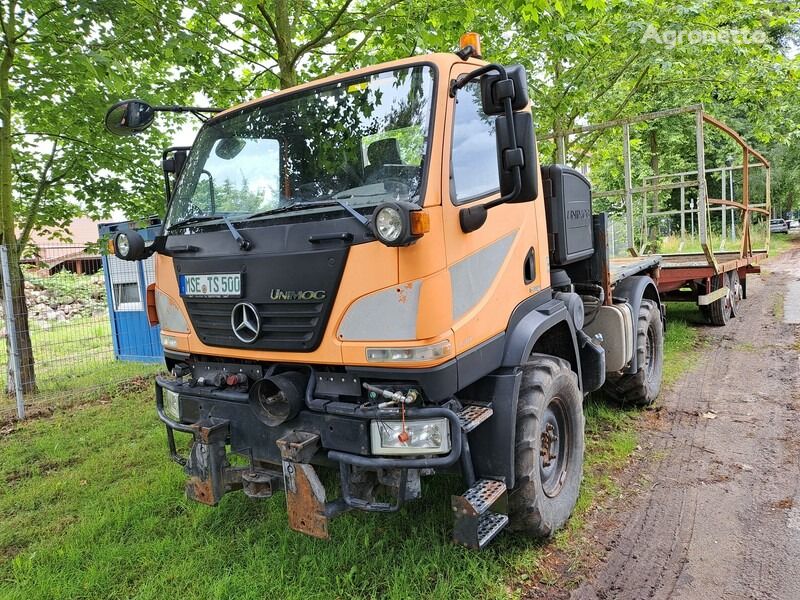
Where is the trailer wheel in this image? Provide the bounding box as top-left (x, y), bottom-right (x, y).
top-left (603, 299), bottom-right (664, 407)
top-left (509, 354), bottom-right (584, 538)
top-left (709, 274), bottom-right (732, 326)
top-left (728, 270), bottom-right (742, 316)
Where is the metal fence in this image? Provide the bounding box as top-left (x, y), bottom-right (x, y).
top-left (0, 242), bottom-right (163, 420)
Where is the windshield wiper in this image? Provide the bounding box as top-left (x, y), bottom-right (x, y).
top-left (243, 201), bottom-right (329, 221)
top-left (167, 214), bottom-right (224, 231)
top-left (167, 214), bottom-right (252, 250)
top-left (243, 198), bottom-right (370, 230)
top-left (221, 214), bottom-right (252, 251)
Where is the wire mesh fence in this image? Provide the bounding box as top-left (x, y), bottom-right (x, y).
top-left (0, 242), bottom-right (163, 420)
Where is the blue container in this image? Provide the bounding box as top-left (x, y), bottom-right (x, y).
top-left (98, 219), bottom-right (163, 363)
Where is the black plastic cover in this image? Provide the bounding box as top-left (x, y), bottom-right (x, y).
top-left (495, 111), bottom-right (538, 203)
top-left (480, 64), bottom-right (530, 115)
top-left (541, 164), bottom-right (594, 266)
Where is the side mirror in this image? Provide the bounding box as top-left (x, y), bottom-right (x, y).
top-left (495, 111), bottom-right (538, 203)
top-left (480, 65), bottom-right (529, 115)
top-left (104, 99), bottom-right (155, 136)
top-left (163, 149), bottom-right (188, 175)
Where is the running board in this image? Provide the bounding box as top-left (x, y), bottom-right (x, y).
top-left (451, 478), bottom-right (509, 549)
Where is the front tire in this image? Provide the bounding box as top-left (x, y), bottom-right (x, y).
top-left (509, 354), bottom-right (584, 538)
top-left (603, 299), bottom-right (664, 407)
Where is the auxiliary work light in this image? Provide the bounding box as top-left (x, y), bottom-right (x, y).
top-left (370, 418), bottom-right (451, 456)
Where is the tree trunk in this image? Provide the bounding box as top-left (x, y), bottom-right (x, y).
top-left (272, 0), bottom-right (298, 89)
top-left (1, 8), bottom-right (37, 395)
top-left (2, 260), bottom-right (37, 395)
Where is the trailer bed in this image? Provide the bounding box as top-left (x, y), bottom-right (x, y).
top-left (609, 255), bottom-right (662, 284)
top-left (657, 251), bottom-right (766, 293)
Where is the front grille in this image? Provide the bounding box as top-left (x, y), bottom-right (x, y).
top-left (184, 300), bottom-right (326, 351)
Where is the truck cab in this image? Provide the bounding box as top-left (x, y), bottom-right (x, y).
top-left (107, 40), bottom-right (664, 549)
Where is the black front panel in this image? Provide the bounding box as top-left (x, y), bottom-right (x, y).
top-left (175, 246), bottom-right (349, 352)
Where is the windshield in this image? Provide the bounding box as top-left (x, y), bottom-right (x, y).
top-left (166, 65), bottom-right (435, 230)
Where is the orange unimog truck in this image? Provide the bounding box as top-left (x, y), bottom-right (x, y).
top-left (106, 35), bottom-right (664, 549)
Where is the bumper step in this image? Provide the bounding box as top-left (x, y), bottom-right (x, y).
top-left (451, 478), bottom-right (509, 549)
top-left (476, 512), bottom-right (510, 548)
top-left (457, 404), bottom-right (493, 432)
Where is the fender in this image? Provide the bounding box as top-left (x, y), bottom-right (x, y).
top-left (470, 297), bottom-right (581, 488)
top-left (612, 275), bottom-right (662, 374)
top-left (501, 298), bottom-right (582, 387)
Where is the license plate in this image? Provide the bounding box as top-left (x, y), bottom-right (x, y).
top-left (180, 273), bottom-right (241, 298)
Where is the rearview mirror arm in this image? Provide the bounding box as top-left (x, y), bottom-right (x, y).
top-left (151, 105), bottom-right (223, 123)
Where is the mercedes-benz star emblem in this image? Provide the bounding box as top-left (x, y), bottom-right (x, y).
top-left (231, 302), bottom-right (260, 344)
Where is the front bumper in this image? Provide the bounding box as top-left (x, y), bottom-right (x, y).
top-left (155, 375), bottom-right (463, 471)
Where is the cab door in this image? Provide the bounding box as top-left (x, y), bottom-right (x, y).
top-left (441, 62), bottom-right (549, 356)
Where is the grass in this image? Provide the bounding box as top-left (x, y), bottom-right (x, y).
top-left (769, 232), bottom-right (797, 255)
top-left (0, 302), bottom-right (702, 600)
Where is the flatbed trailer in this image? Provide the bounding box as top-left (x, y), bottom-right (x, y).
top-left (543, 104), bottom-right (770, 325)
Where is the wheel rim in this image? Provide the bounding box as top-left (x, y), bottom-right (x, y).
top-left (729, 272), bottom-right (741, 314)
top-left (718, 275), bottom-right (732, 319)
top-left (539, 397), bottom-right (569, 498)
top-left (645, 325), bottom-right (656, 382)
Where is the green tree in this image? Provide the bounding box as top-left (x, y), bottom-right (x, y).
top-left (0, 0), bottom-right (196, 394)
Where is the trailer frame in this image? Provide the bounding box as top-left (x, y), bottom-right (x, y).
top-left (542, 104), bottom-right (770, 323)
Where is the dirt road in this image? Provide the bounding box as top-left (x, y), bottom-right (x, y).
top-left (572, 244), bottom-right (800, 600)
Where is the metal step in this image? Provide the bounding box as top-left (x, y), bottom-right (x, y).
top-left (452, 478), bottom-right (509, 548)
top-left (460, 478), bottom-right (507, 515)
top-left (457, 404), bottom-right (493, 432)
top-left (476, 512), bottom-right (510, 548)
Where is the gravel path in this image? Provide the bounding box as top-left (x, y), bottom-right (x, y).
top-left (571, 244), bottom-right (800, 600)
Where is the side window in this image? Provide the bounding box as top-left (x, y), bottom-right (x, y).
top-left (451, 83), bottom-right (499, 203)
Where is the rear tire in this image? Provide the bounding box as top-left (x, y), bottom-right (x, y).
top-left (603, 299), bottom-right (664, 407)
top-left (728, 270), bottom-right (742, 316)
top-left (709, 274), bottom-right (732, 326)
top-left (509, 354), bottom-right (584, 538)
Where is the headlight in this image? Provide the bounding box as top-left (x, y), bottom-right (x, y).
top-left (155, 290), bottom-right (190, 333)
top-left (162, 388), bottom-right (181, 421)
top-left (116, 233), bottom-right (131, 257)
top-left (113, 230), bottom-right (146, 260)
top-left (375, 205), bottom-right (403, 243)
top-left (370, 201), bottom-right (428, 247)
top-left (370, 418), bottom-right (451, 455)
top-left (366, 340), bottom-right (452, 363)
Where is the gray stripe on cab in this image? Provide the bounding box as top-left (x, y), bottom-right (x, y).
top-left (450, 231), bottom-right (516, 321)
top-left (337, 280), bottom-right (422, 341)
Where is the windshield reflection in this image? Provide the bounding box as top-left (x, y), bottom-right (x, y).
top-left (166, 66), bottom-right (434, 230)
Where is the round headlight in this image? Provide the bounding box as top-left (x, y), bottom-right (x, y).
top-left (375, 206), bottom-right (404, 243)
top-left (113, 230), bottom-right (146, 261)
top-left (116, 233), bottom-right (131, 258)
